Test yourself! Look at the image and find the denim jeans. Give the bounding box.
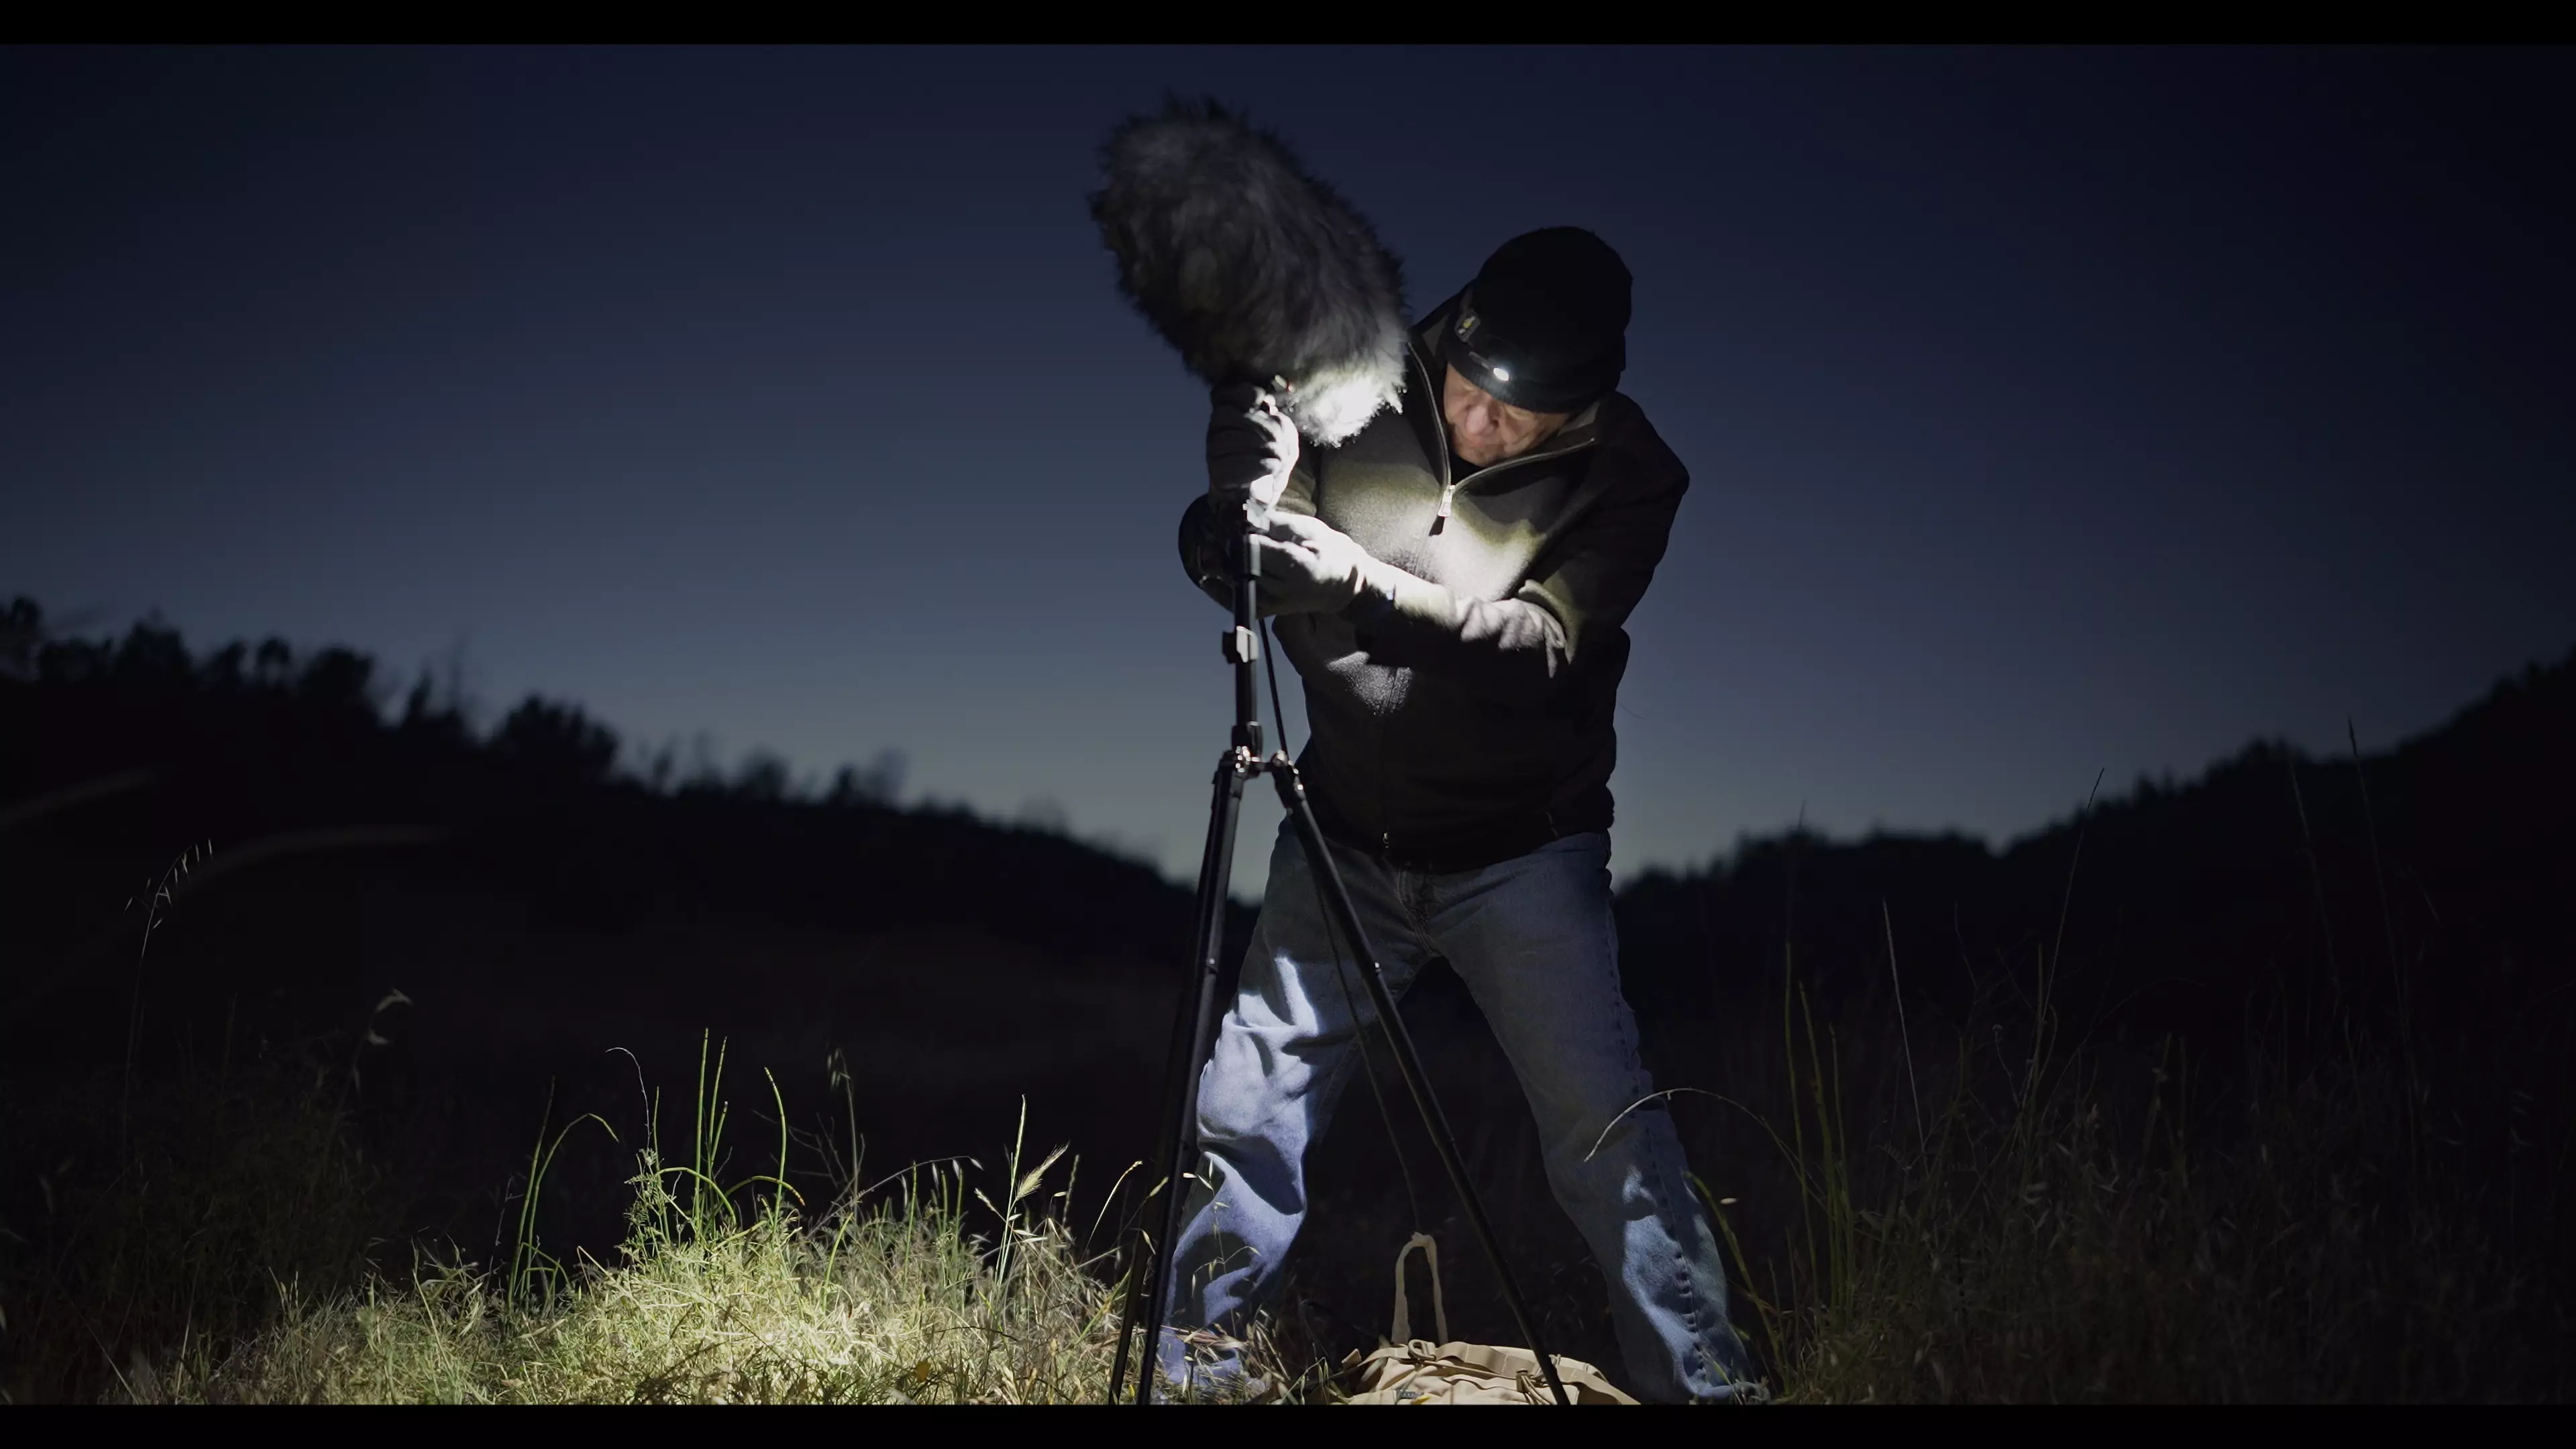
[1159,818,1754,1403]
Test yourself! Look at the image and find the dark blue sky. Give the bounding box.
[7,46,2570,897]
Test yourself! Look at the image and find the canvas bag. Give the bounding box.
[1341,1234,1638,1405]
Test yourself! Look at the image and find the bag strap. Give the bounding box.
[1388,1232,1450,1344]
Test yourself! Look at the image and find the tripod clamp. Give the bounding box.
[1108,503,1573,1406]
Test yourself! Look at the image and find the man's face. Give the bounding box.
[1442,365,1574,468]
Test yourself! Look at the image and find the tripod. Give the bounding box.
[1106,504,1572,1406]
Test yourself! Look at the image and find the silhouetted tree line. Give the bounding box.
[7,592,2570,1038]
[3,597,913,811]
[0,596,1142,947]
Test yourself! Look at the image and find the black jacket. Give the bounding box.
[1179,299,1688,867]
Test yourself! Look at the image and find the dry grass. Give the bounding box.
[11,979,2564,1403]
[144,1044,1219,1405]
[171,1174,1117,1403]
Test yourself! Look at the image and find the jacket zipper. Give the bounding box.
[1437,435,1597,527]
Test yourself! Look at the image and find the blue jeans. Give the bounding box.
[1160,819,1754,1403]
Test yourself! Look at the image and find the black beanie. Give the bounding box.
[1443,227,1631,414]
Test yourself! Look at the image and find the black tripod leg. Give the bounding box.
[1271,766,1574,1405]
[1109,748,1250,1405]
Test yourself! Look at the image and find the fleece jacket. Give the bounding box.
[1176,298,1690,868]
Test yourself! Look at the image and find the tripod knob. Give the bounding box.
[1222,625,1258,664]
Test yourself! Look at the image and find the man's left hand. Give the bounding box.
[1207,384,1299,529]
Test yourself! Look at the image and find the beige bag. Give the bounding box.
[1340,1234,1638,1405]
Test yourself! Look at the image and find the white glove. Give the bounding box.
[1205,383,1299,529]
[1253,512,1387,615]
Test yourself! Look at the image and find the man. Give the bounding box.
[1165,227,1754,1403]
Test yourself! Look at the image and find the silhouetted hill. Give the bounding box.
[4,594,2570,1264]
[1615,644,2576,1055]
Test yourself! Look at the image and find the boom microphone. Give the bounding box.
[1090,97,1409,446]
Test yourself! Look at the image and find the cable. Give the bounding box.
[1263,616,1291,758]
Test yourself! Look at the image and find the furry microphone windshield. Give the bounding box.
[1091,99,1408,447]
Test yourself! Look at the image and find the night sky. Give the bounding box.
[7,46,2570,899]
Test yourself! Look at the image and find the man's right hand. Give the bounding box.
[1206,383,1299,528]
